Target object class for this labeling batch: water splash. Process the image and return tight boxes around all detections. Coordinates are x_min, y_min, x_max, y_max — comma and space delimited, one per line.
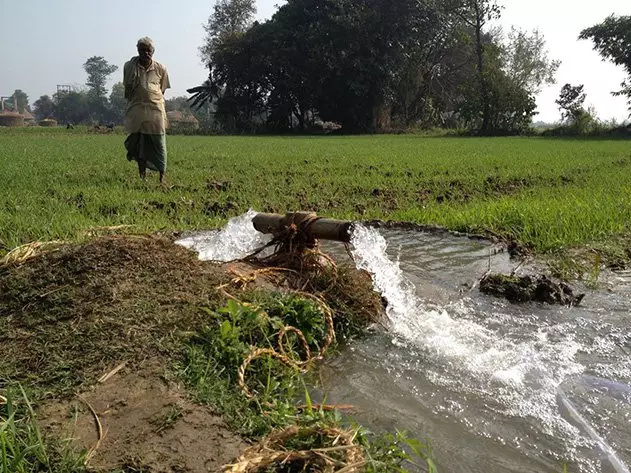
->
176, 209, 271, 262
557, 390, 630, 473
350, 225, 583, 388
349, 224, 631, 472
175, 215, 628, 472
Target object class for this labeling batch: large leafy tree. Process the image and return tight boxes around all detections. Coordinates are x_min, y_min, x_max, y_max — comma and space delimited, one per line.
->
452, 0, 503, 133
459, 42, 537, 134
503, 27, 560, 95
321, 0, 450, 131
195, 0, 258, 131
555, 84, 587, 123
54, 91, 90, 124
197, 0, 452, 132
200, 0, 256, 58
83, 56, 119, 121
390, 5, 471, 128
191, 0, 552, 134
579, 15, 631, 114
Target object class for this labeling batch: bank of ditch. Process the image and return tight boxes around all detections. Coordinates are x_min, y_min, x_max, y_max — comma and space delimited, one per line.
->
0, 234, 432, 472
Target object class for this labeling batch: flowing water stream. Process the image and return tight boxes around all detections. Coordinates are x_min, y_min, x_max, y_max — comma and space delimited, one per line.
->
177, 213, 631, 473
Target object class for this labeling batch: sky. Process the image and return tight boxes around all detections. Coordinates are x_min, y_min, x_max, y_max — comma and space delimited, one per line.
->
0, 0, 630, 123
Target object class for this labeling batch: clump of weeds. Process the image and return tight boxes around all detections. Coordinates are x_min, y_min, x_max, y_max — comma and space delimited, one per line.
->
0, 387, 86, 473
178, 296, 433, 472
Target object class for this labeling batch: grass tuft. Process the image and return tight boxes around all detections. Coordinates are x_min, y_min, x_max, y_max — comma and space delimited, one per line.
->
0, 388, 86, 473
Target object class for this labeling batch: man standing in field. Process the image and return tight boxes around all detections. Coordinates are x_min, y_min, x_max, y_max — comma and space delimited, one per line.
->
123, 37, 170, 183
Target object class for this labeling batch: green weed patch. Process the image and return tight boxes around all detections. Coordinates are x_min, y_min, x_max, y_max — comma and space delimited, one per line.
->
0, 389, 85, 473
0, 233, 418, 471
179, 296, 433, 472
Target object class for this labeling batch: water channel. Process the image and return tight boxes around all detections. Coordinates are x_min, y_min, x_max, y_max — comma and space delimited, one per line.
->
177, 212, 631, 473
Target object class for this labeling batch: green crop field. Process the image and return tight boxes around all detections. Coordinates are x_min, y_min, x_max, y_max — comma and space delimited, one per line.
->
1, 127, 631, 260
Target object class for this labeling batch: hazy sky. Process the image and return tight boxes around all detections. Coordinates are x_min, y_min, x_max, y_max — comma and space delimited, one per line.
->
1, 0, 629, 122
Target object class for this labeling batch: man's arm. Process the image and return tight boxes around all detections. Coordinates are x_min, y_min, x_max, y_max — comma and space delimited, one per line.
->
161, 66, 171, 94
123, 62, 133, 100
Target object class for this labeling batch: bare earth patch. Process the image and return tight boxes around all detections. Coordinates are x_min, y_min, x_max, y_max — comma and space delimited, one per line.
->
40, 360, 246, 472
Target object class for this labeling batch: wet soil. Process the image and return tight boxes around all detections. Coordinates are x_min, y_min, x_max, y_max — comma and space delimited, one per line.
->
40, 361, 246, 472
479, 273, 585, 306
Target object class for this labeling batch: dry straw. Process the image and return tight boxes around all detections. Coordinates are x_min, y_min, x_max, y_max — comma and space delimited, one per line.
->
0, 241, 66, 267
224, 425, 365, 473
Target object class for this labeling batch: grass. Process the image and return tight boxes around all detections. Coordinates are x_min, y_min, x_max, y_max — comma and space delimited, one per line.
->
150, 403, 184, 434
2, 128, 631, 274
1, 126, 606, 469
177, 295, 432, 472
0, 388, 86, 473
0, 235, 382, 399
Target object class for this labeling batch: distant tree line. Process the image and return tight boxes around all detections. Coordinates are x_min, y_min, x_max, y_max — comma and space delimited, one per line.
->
15, 9, 630, 134
191, 0, 560, 134
30, 56, 123, 125
24, 55, 209, 129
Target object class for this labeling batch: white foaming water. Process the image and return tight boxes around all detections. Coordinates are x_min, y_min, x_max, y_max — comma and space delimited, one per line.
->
176, 210, 271, 262
350, 225, 583, 390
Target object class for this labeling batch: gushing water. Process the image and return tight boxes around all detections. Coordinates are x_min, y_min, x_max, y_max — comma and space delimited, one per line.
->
176, 210, 270, 262
351, 225, 583, 389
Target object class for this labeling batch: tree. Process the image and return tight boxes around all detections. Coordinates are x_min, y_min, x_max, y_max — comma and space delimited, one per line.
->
579, 15, 631, 114
165, 96, 191, 112
200, 0, 256, 60
502, 27, 560, 95
390, 5, 472, 128
33, 95, 55, 120
555, 84, 587, 122
196, 0, 453, 132
459, 44, 537, 134
84, 56, 119, 98
83, 56, 119, 121
452, 0, 503, 133
54, 90, 90, 124
108, 82, 126, 124
9, 90, 30, 113
191, 0, 548, 134
196, 0, 258, 132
